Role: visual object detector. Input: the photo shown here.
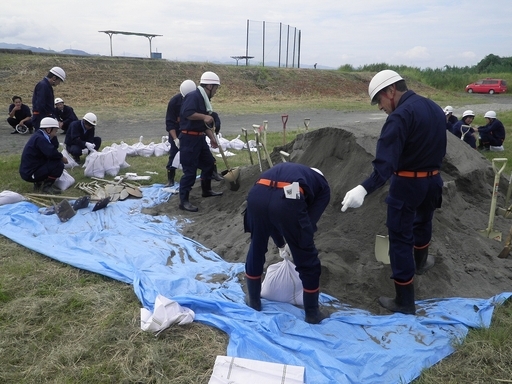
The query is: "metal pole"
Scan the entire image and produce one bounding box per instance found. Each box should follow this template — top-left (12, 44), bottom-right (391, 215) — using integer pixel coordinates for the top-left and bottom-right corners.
top-left (292, 27), bottom-right (296, 68)
top-left (246, 19), bottom-right (250, 66)
top-left (278, 23), bottom-right (282, 68)
top-left (297, 30), bottom-right (301, 68)
top-left (286, 25), bottom-right (290, 68)
top-left (262, 21), bottom-right (265, 67)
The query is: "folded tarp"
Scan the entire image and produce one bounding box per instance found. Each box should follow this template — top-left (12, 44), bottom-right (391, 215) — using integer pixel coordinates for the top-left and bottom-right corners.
top-left (0, 185), bottom-right (510, 384)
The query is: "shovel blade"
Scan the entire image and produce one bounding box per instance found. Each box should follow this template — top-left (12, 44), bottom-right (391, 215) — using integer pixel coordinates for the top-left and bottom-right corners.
top-left (92, 196), bottom-right (111, 212)
top-left (55, 200), bottom-right (76, 222)
top-left (478, 229), bottom-right (502, 242)
top-left (498, 245), bottom-right (510, 259)
top-left (375, 235), bottom-right (390, 264)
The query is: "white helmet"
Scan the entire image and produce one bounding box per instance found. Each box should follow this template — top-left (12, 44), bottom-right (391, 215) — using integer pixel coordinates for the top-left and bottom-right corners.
top-left (310, 167), bottom-right (324, 176)
top-left (49, 66), bottom-right (66, 81)
top-left (368, 70), bottom-right (403, 105)
top-left (54, 97), bottom-right (64, 104)
top-left (462, 110), bottom-right (475, 118)
top-left (180, 79), bottom-right (196, 96)
top-left (443, 106), bottom-right (454, 115)
top-left (484, 110), bottom-right (497, 119)
top-left (83, 112), bottom-right (97, 126)
top-left (200, 71), bottom-right (220, 85)
top-left (40, 117), bottom-right (59, 129)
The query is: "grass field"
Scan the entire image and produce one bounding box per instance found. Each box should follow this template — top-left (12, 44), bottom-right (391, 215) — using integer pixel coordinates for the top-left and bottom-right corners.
top-left (1, 52), bottom-right (512, 383)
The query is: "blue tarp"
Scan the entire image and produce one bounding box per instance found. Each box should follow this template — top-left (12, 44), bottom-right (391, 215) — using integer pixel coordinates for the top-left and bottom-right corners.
top-left (0, 185), bottom-right (510, 384)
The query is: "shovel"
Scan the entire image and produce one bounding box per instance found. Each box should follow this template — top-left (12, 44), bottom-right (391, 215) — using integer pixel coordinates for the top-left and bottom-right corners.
top-left (375, 234), bottom-right (390, 264)
top-left (54, 199), bottom-right (76, 222)
top-left (241, 128), bottom-right (253, 165)
top-left (479, 157), bottom-right (507, 241)
top-left (208, 124), bottom-right (240, 191)
top-left (498, 225), bottom-right (512, 258)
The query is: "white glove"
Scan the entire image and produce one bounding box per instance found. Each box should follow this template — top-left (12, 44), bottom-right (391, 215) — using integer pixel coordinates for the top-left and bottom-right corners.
top-left (174, 138), bottom-right (180, 149)
top-left (81, 148), bottom-right (89, 155)
top-left (279, 244), bottom-right (292, 261)
top-left (341, 185), bottom-right (367, 212)
top-left (85, 142), bottom-right (95, 151)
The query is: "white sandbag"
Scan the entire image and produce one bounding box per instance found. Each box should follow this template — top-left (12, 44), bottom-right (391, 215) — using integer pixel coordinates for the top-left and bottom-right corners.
top-left (83, 151), bottom-right (105, 178)
top-left (61, 148), bottom-right (79, 169)
top-left (141, 294), bottom-right (194, 333)
top-left (101, 150), bottom-right (121, 177)
top-left (109, 143), bottom-right (130, 169)
top-left (154, 136), bottom-right (170, 157)
top-left (121, 141), bottom-right (138, 157)
top-left (209, 356), bottom-right (305, 384)
top-left (138, 141), bottom-right (155, 157)
top-left (171, 151), bottom-right (182, 169)
top-left (229, 135), bottom-right (245, 150)
top-left (54, 169), bottom-right (75, 191)
top-left (261, 255), bottom-right (303, 305)
top-left (0, 191), bottom-right (25, 206)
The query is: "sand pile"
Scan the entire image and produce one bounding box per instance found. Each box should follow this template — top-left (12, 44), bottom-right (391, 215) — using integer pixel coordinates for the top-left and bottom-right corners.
top-left (146, 125), bottom-right (512, 313)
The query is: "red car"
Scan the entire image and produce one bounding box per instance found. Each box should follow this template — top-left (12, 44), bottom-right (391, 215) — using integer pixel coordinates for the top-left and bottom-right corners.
top-left (465, 78), bottom-right (507, 94)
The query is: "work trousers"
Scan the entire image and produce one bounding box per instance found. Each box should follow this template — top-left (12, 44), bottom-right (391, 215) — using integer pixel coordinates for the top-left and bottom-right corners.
top-left (178, 134), bottom-right (214, 201)
top-left (386, 174), bottom-right (443, 282)
top-left (244, 184), bottom-right (321, 291)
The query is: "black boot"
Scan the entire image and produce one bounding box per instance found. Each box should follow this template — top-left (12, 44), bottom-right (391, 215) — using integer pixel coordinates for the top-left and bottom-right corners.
top-left (245, 275), bottom-right (262, 311)
top-left (179, 191), bottom-right (198, 212)
top-left (378, 280), bottom-right (416, 315)
top-left (201, 179), bottom-right (223, 197)
top-left (164, 168), bottom-right (175, 187)
top-left (303, 290), bottom-right (328, 324)
top-left (33, 182), bottom-right (42, 192)
top-left (41, 178), bottom-right (61, 195)
top-left (212, 164), bottom-right (224, 181)
top-left (414, 246), bottom-right (435, 275)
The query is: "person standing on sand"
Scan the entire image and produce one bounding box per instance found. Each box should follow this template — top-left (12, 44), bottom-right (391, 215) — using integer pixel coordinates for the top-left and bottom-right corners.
top-left (164, 79), bottom-right (197, 187)
top-left (177, 71), bottom-right (223, 212)
top-left (244, 162), bottom-right (331, 324)
top-left (31, 67), bottom-right (66, 132)
top-left (341, 70), bottom-right (446, 315)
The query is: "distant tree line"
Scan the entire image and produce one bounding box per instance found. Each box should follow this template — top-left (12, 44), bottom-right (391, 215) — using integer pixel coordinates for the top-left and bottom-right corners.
top-left (338, 54), bottom-right (512, 91)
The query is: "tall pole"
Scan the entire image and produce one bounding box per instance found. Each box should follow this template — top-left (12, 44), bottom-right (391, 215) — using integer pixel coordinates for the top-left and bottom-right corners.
top-left (297, 30), bottom-right (301, 68)
top-left (262, 21), bottom-right (265, 67)
top-left (278, 23), bottom-right (282, 68)
top-left (246, 19), bottom-right (250, 66)
top-left (286, 25), bottom-right (290, 68)
top-left (292, 27), bottom-right (296, 68)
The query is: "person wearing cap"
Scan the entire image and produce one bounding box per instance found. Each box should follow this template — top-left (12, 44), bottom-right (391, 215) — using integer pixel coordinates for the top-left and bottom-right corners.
top-left (31, 66), bottom-right (66, 132)
top-left (64, 112), bottom-right (101, 163)
top-left (443, 106), bottom-right (458, 125)
top-left (341, 70), bottom-right (446, 315)
top-left (54, 97), bottom-right (78, 134)
top-left (451, 110), bottom-right (477, 149)
top-left (7, 95), bottom-right (33, 134)
top-left (177, 71), bottom-right (223, 212)
top-left (475, 111), bottom-right (505, 150)
top-left (244, 162), bottom-right (331, 324)
top-left (19, 117), bottom-right (68, 194)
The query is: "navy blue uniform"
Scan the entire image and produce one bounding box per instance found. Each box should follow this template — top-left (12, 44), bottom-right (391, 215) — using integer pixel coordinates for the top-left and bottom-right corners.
top-left (452, 120), bottom-right (476, 149)
top-left (54, 105), bottom-right (78, 133)
top-left (64, 120), bottom-right (102, 158)
top-left (178, 89), bottom-right (215, 201)
top-left (8, 103), bottom-right (33, 130)
top-left (31, 78), bottom-right (55, 130)
top-left (479, 118), bottom-right (505, 147)
top-left (165, 92), bottom-right (183, 171)
top-left (244, 163), bottom-right (330, 291)
top-left (361, 90), bottom-right (446, 283)
top-left (19, 130), bottom-right (64, 182)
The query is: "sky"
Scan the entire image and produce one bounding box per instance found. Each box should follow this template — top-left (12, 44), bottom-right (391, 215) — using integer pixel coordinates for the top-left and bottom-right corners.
top-left (1, 0), bottom-right (511, 69)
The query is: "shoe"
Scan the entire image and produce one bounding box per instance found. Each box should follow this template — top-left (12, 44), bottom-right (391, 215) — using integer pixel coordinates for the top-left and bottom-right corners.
top-left (303, 290), bottom-right (328, 324)
top-left (73, 155), bottom-right (81, 163)
top-left (179, 201), bottom-right (198, 212)
top-left (378, 280), bottom-right (416, 315)
top-left (201, 179), bottom-right (223, 197)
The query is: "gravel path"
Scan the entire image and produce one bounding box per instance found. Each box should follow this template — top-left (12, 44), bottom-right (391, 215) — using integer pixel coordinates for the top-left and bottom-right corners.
top-left (2, 95), bottom-right (511, 156)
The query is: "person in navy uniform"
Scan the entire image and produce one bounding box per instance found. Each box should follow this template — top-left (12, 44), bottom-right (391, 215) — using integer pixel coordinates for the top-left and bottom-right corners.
top-left (164, 79), bottom-right (197, 187)
top-left (476, 110), bottom-right (506, 150)
top-left (244, 162), bottom-right (331, 324)
top-left (7, 95), bottom-right (33, 134)
top-left (177, 71), bottom-right (223, 212)
top-left (19, 117), bottom-right (68, 194)
top-left (31, 67), bottom-right (66, 132)
top-left (451, 110), bottom-right (477, 149)
top-left (342, 70), bottom-right (446, 315)
top-left (54, 97), bottom-right (78, 134)
top-left (65, 112), bottom-right (101, 163)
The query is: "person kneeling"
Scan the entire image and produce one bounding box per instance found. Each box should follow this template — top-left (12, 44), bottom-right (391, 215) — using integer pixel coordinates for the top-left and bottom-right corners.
top-left (19, 117), bottom-right (68, 194)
